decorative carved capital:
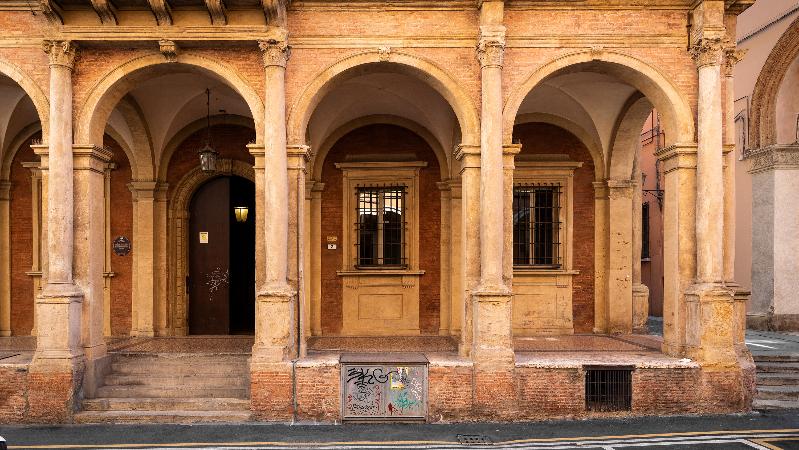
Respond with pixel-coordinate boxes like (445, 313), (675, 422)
(690, 38), (724, 68)
(43, 40), (78, 70)
(159, 39), (178, 62)
(377, 46), (391, 62)
(744, 144), (799, 173)
(723, 46), (747, 78)
(477, 37), (505, 68)
(258, 39), (290, 68)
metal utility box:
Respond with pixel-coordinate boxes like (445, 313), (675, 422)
(340, 353), (428, 422)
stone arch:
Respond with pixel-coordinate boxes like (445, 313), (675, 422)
(514, 112), (605, 180)
(109, 96), (155, 180)
(311, 114), (450, 180)
(75, 53), (264, 148)
(0, 58), (49, 142)
(503, 50), (695, 148)
(607, 93), (655, 180)
(1, 124), (41, 180)
(157, 114), (255, 181)
(750, 14), (799, 149)
(167, 159), (255, 334)
(286, 50), (480, 148)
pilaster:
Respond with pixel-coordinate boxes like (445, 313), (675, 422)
(128, 180), (159, 337)
(0, 180), (11, 337)
(606, 179), (635, 334)
(453, 144), (480, 358)
(592, 180), (609, 333)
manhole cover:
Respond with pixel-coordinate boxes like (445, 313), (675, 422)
(456, 434), (493, 446)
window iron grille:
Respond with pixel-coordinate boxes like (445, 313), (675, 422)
(513, 184), (562, 268)
(354, 185), (407, 268)
(585, 366), (633, 412)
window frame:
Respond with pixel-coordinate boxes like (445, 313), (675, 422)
(336, 160), (427, 273)
(354, 185), (407, 268)
(512, 183), (563, 268)
(513, 156), (583, 273)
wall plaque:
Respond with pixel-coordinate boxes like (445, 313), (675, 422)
(112, 236), (131, 256)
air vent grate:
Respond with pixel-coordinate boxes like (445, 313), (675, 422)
(457, 434), (493, 446)
(585, 365), (633, 412)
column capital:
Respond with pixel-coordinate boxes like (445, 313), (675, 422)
(606, 178), (635, 200)
(43, 40), (78, 70)
(258, 38), (291, 68)
(592, 180), (609, 199)
(744, 143), (799, 174)
(690, 37), (724, 68)
(127, 180), (159, 200)
(476, 25), (506, 69)
(723, 46), (747, 78)
(287, 144), (312, 166)
(72, 144), (113, 172)
(503, 143), (521, 170)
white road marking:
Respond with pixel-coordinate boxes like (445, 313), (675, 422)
(746, 343), (778, 349)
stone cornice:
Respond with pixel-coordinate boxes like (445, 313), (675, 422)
(43, 40), (77, 70)
(744, 144), (799, 174)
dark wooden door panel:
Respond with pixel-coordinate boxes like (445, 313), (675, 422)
(189, 177), (231, 335)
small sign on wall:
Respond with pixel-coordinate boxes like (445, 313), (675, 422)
(199, 232), (209, 244)
(112, 236), (131, 256)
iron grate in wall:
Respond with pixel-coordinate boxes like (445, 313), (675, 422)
(457, 434), (493, 446)
(585, 365), (633, 412)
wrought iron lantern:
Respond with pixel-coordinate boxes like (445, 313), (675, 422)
(198, 88), (219, 173)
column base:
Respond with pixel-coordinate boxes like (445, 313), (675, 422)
(633, 284), (650, 333)
(32, 283), (84, 372)
(684, 283), (740, 368)
(252, 285), (297, 364)
(471, 288), (515, 367)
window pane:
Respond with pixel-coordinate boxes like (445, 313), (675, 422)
(513, 185), (561, 267)
(513, 190), (532, 265)
(356, 187), (406, 267)
(357, 190), (379, 265)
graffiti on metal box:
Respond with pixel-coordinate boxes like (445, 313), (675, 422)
(343, 364), (426, 419)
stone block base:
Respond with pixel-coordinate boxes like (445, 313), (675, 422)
(747, 313), (799, 332)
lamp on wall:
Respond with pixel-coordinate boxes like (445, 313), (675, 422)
(234, 206), (249, 223)
(198, 88), (219, 173)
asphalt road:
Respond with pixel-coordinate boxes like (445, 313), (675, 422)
(1, 409), (799, 449)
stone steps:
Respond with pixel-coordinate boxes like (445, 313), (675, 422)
(753, 357), (799, 411)
(756, 385), (799, 401)
(77, 352), (251, 424)
(75, 409), (251, 424)
(82, 397), (250, 412)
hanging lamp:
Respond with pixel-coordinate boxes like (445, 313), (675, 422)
(198, 88), (219, 173)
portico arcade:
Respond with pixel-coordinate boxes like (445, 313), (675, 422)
(0, 0), (755, 423)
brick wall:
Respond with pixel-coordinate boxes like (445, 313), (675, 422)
(513, 123), (596, 333)
(9, 135), (39, 335)
(106, 136), (134, 336)
(516, 367), (584, 419)
(428, 365), (473, 422)
(165, 124), (255, 187)
(251, 366), (293, 421)
(319, 124), (441, 335)
(0, 367), (29, 423)
(295, 363), (341, 422)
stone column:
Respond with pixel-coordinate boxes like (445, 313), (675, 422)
(593, 181), (609, 333)
(631, 151), (650, 333)
(251, 34), (295, 421)
(0, 180), (11, 336)
(454, 145), (479, 357)
(287, 144), (310, 356)
(29, 40), (82, 422)
(747, 145), (799, 331)
(606, 179), (634, 334)
(72, 144), (112, 397)
(129, 181), (158, 337)
(685, 36), (737, 366)
(473, 23), (515, 418)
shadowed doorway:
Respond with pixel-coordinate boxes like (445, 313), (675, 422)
(188, 176), (256, 335)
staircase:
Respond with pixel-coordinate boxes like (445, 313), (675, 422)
(76, 353), (251, 423)
(753, 354), (799, 410)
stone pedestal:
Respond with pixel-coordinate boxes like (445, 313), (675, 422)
(632, 284), (650, 333)
(685, 284), (738, 368)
